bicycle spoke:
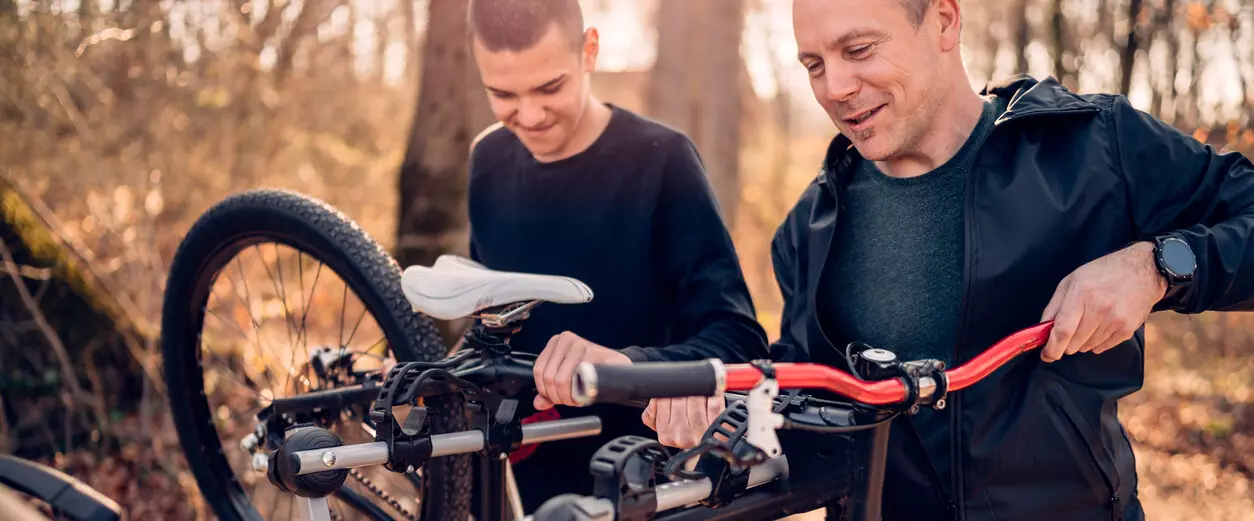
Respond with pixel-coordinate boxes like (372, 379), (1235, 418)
(296, 261), (325, 364)
(271, 243), (297, 349)
(339, 284), (349, 348)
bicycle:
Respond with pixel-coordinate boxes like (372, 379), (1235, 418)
(163, 189), (640, 521)
(165, 189), (1055, 521)
(262, 295), (1053, 521)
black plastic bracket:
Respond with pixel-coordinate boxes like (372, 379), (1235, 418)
(691, 401), (761, 509)
(267, 426), (348, 498)
(480, 397), (524, 458)
(589, 436), (668, 521)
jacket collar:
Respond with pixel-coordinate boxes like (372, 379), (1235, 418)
(816, 75), (1098, 191)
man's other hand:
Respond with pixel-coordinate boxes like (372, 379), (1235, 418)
(1039, 241), (1168, 362)
(533, 331), (630, 410)
(642, 395), (725, 449)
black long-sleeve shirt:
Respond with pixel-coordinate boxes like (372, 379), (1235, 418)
(467, 104), (768, 366)
(465, 105), (769, 509)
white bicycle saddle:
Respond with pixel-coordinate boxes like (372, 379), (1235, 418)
(401, 254), (593, 321)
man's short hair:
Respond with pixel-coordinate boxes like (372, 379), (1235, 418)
(901, 0), (933, 27)
(467, 0), (585, 53)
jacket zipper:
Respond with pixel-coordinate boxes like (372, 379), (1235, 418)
(949, 125), (984, 521)
(947, 103), (1101, 521)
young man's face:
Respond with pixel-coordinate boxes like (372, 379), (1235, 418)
(793, 0), (950, 161)
(471, 24), (597, 159)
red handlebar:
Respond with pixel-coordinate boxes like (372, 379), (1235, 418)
(723, 321), (1055, 405)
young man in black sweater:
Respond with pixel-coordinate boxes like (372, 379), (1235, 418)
(463, 0), (769, 513)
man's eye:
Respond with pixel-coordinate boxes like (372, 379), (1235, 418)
(805, 61), (824, 77)
(848, 45), (874, 58)
(490, 91), (515, 99)
(539, 84), (562, 95)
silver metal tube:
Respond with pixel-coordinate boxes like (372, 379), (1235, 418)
(918, 376), (936, 401)
(521, 417), (602, 445)
(654, 478), (713, 510)
(653, 455), (789, 511)
(297, 497), (332, 521)
(295, 442), (389, 475)
(294, 417), (604, 475)
(430, 431), (486, 457)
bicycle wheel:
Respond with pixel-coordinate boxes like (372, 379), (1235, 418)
(162, 189), (471, 521)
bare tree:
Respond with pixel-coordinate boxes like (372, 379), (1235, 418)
(697, 0), (745, 225)
(395, 0), (488, 273)
(1015, 0), (1032, 74)
(648, 0), (746, 225)
(1051, 0), (1070, 86)
(1151, 0), (1178, 119)
(1120, 0), (1145, 96)
(647, 0), (696, 134)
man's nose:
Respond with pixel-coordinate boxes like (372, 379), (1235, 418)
(824, 72), (860, 103)
(518, 98), (546, 128)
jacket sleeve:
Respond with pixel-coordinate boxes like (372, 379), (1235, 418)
(617, 137), (770, 364)
(766, 212), (812, 363)
(1112, 95), (1254, 313)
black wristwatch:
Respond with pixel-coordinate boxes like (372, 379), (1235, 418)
(1152, 234), (1196, 290)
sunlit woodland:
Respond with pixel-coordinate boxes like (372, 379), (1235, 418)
(1, 0), (1251, 519)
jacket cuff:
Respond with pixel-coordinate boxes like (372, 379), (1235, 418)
(617, 346), (657, 363)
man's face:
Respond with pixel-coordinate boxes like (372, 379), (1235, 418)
(793, 0), (946, 161)
(471, 25), (596, 158)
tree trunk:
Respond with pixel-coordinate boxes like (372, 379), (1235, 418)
(1120, 0), (1144, 96)
(1151, 0), (1177, 118)
(1164, 0), (1180, 121)
(696, 0), (745, 225)
(1015, 0), (1032, 74)
(647, 0), (696, 134)
(395, 0), (490, 344)
(1051, 0), (1068, 85)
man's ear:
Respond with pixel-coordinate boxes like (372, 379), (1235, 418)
(936, 0), (962, 52)
(582, 27), (600, 71)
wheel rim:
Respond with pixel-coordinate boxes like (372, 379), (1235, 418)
(179, 233), (422, 521)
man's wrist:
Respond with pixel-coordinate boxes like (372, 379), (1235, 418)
(1130, 241), (1169, 300)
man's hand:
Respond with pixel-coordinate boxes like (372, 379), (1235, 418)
(533, 331), (630, 410)
(1039, 242), (1168, 362)
(642, 395), (725, 449)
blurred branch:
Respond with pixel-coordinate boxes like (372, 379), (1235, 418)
(0, 238), (107, 434)
(1014, 0), (1031, 74)
(1151, 0), (1178, 119)
(1121, 0), (1145, 95)
(273, 0), (335, 85)
(1050, 0), (1072, 87)
(0, 263), (53, 280)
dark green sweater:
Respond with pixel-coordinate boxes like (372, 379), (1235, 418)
(819, 98), (1002, 487)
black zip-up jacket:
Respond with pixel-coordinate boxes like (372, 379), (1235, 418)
(768, 76), (1254, 521)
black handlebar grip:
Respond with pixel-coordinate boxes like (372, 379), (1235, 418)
(572, 360), (725, 406)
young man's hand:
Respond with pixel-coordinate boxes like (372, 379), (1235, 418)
(642, 395), (725, 448)
(1039, 241), (1168, 362)
(533, 331), (631, 410)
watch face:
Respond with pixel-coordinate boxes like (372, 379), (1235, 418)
(1161, 238), (1196, 277)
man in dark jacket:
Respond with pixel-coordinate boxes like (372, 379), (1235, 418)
(761, 1), (1254, 520)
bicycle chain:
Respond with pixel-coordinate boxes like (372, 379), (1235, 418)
(349, 468), (419, 521)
